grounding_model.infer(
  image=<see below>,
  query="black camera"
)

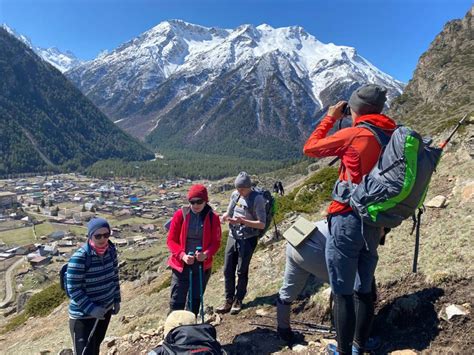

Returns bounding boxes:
[341,103,351,116]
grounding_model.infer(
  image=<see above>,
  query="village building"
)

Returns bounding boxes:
[0,192,17,209]
[30,256,51,268]
[49,231,66,240]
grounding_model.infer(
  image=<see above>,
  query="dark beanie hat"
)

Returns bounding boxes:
[87,217,111,238]
[348,84,387,115]
[187,184,209,202]
[235,171,252,188]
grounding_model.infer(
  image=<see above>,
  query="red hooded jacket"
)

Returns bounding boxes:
[167,207,222,273]
[303,113,397,215]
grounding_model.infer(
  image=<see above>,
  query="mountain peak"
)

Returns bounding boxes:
[2,23,83,72]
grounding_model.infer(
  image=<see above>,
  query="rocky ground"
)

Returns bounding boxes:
[0,127,472,354]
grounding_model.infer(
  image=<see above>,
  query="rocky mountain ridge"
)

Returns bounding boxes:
[389,6,473,133]
[66,20,404,159]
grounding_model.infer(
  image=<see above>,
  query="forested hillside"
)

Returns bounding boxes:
[0,28,154,176]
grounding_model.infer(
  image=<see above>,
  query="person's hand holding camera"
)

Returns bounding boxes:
[327,101,347,120]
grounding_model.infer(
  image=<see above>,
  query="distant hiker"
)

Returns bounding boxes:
[277,181,285,196]
[303,84,396,354]
[167,184,222,316]
[67,217,120,355]
[273,182,280,194]
[277,220,330,343]
[148,310,224,355]
[216,172,266,315]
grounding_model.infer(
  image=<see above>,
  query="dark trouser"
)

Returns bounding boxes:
[170,264,211,316]
[326,211,381,354]
[69,310,112,355]
[223,235,258,302]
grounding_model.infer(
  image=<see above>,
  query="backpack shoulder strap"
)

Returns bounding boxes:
[246,190,261,219]
[357,122,393,148]
[81,242,93,271]
[228,192,241,217]
[108,240,117,262]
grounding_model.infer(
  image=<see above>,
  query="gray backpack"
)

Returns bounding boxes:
[349,125,443,228]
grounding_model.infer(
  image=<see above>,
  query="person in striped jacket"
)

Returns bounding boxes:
[67,217,120,355]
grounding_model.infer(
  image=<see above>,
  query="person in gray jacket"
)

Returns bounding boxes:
[216,172,266,315]
[277,219,381,349]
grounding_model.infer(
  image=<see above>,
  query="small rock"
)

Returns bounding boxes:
[2,306,16,317]
[320,338,337,346]
[104,337,116,347]
[256,308,270,317]
[131,331,142,343]
[57,350,73,355]
[425,195,448,208]
[461,182,474,203]
[210,314,222,326]
[292,344,307,352]
[445,304,470,320]
[144,329,156,337]
[107,346,118,355]
[39,351,51,355]
[391,351,417,355]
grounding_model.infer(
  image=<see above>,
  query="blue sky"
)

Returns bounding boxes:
[0,0,471,82]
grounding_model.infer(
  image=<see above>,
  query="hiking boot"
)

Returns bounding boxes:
[230,299,242,315]
[215,299,233,314]
[353,336,382,353]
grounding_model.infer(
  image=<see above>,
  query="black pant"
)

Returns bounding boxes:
[223,236,258,301]
[170,263,211,316]
[69,311,112,355]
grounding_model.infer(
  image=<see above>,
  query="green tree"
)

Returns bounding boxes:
[40,199,46,208]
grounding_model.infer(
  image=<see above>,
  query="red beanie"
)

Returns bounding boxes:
[187,184,209,202]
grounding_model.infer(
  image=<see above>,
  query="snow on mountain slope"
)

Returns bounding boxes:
[2,24,83,72]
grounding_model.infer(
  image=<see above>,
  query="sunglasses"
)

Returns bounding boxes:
[189,199,205,205]
[93,232,110,240]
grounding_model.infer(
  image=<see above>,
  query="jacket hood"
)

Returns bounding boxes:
[353,113,397,131]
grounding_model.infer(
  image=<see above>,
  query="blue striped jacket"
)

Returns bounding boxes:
[66,242,121,319]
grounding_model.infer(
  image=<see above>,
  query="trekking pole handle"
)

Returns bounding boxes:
[439,113,469,149]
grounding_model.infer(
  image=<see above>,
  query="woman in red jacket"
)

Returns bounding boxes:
[167,184,222,316]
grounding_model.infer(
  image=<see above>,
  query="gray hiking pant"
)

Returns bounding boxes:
[277,220,330,329]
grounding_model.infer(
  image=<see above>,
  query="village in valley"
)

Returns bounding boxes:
[0,173,225,318]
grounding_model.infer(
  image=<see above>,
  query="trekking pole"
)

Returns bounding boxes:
[439,113,469,149]
[249,322,335,335]
[187,252,194,313]
[256,314,333,331]
[82,317,100,355]
[196,246,205,323]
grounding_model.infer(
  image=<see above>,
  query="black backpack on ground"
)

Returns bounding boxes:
[149,324,225,355]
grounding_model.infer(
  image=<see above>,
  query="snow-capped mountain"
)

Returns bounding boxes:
[2,24,83,72]
[67,20,404,159]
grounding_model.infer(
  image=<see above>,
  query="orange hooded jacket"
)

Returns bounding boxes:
[303,113,397,215]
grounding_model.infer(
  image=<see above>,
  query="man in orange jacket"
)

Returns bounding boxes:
[304,84,396,354]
